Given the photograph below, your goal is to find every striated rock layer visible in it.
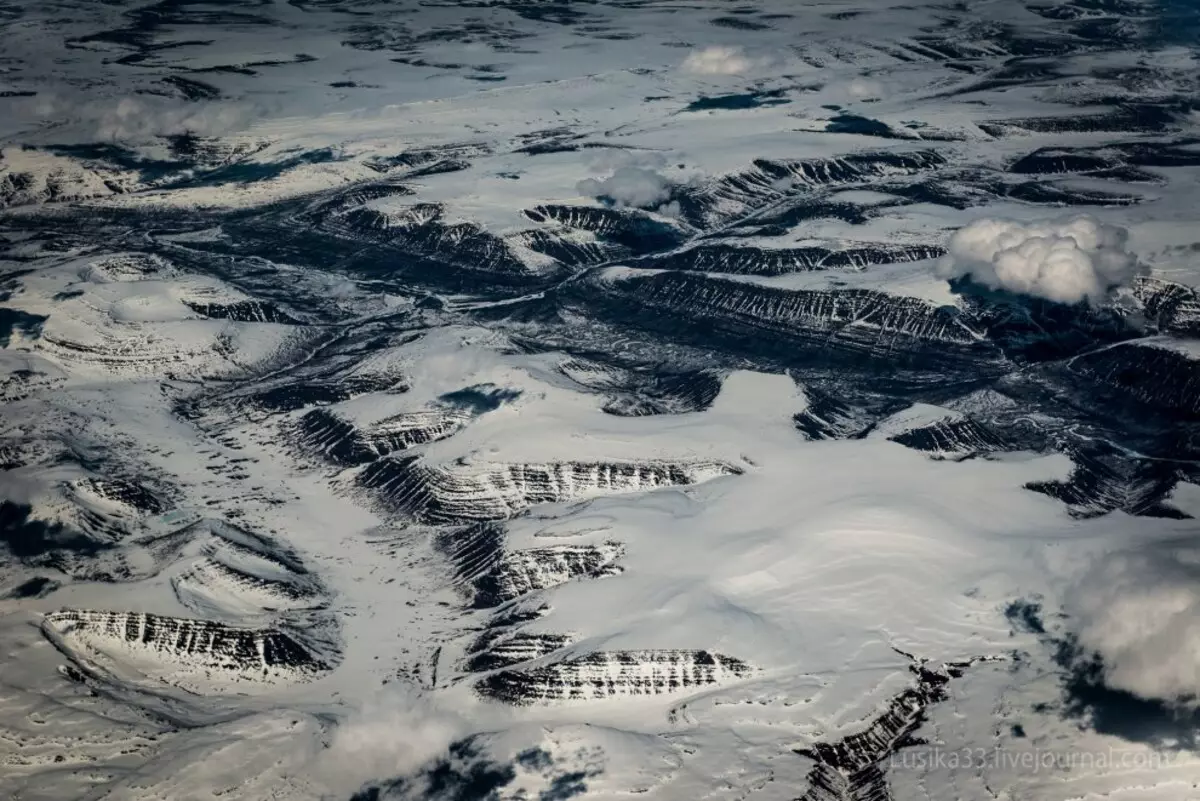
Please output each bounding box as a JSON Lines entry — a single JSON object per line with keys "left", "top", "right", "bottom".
{"left": 359, "top": 457, "right": 741, "bottom": 523}
{"left": 476, "top": 649, "right": 755, "bottom": 704}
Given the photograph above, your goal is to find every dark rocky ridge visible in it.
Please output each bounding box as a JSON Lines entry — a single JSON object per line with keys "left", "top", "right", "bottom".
{"left": 476, "top": 649, "right": 755, "bottom": 704}
{"left": 1135, "top": 277, "right": 1200, "bottom": 337}
{"left": 293, "top": 408, "right": 469, "bottom": 467}
{"left": 794, "top": 653, "right": 991, "bottom": 801}
{"left": 461, "top": 631, "right": 574, "bottom": 672}
{"left": 42, "top": 609, "right": 327, "bottom": 678}
{"left": 557, "top": 357, "right": 723, "bottom": 416}
{"left": 358, "top": 457, "right": 741, "bottom": 524}
{"left": 634, "top": 241, "right": 945, "bottom": 276}
{"left": 183, "top": 299, "right": 304, "bottom": 325}
{"left": 888, "top": 416, "right": 1010, "bottom": 460}
{"left": 437, "top": 523, "right": 625, "bottom": 607}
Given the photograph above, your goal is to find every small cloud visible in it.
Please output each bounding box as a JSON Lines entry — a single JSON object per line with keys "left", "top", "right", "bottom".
{"left": 681, "top": 45, "right": 761, "bottom": 76}
{"left": 1065, "top": 544, "right": 1200, "bottom": 709}
{"left": 582, "top": 148, "right": 667, "bottom": 174}
{"left": 94, "top": 97, "right": 260, "bottom": 142}
{"left": 846, "top": 78, "right": 885, "bottom": 100}
{"left": 656, "top": 199, "right": 683, "bottom": 218}
{"left": 312, "top": 689, "right": 467, "bottom": 797}
{"left": 822, "top": 76, "right": 887, "bottom": 102}
{"left": 577, "top": 165, "right": 673, "bottom": 209}
{"left": 936, "top": 214, "right": 1143, "bottom": 305}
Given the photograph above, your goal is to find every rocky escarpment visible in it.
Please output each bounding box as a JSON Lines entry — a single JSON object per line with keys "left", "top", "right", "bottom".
{"left": 240, "top": 372, "right": 409, "bottom": 415}
{"left": 557, "top": 357, "right": 723, "bottom": 417}
{"left": 42, "top": 610, "right": 327, "bottom": 690}
{"left": 68, "top": 477, "right": 169, "bottom": 516}
{"left": 888, "top": 416, "right": 1010, "bottom": 460}
{"left": 166, "top": 516, "right": 326, "bottom": 616}
{"left": 437, "top": 523, "right": 625, "bottom": 607}
{"left": 475, "top": 649, "right": 755, "bottom": 704}
{"left": 794, "top": 654, "right": 987, "bottom": 801}
{"left": 674, "top": 150, "right": 945, "bottom": 228}
{"left": 1025, "top": 441, "right": 1192, "bottom": 520}
{"left": 294, "top": 408, "right": 470, "bottom": 466}
{"left": 358, "top": 457, "right": 741, "bottom": 523}
{"left": 183, "top": 299, "right": 303, "bottom": 325}
{"left": 171, "top": 554, "right": 322, "bottom": 618}
{"left": 794, "top": 389, "right": 908, "bottom": 442}
{"left": 523, "top": 204, "right": 689, "bottom": 258}
{"left": 461, "top": 631, "right": 574, "bottom": 672}
{"left": 1065, "top": 342, "right": 1200, "bottom": 419}
{"left": 565, "top": 271, "right": 1001, "bottom": 375}
{"left": 637, "top": 241, "right": 945, "bottom": 277}
{"left": 1135, "top": 277, "right": 1200, "bottom": 337}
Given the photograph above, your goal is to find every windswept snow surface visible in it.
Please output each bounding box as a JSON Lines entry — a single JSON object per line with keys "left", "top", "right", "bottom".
{"left": 2, "top": 1, "right": 1200, "bottom": 800}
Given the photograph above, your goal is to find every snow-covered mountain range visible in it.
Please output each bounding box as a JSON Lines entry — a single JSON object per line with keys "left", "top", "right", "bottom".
{"left": 2, "top": 1, "right": 1199, "bottom": 799}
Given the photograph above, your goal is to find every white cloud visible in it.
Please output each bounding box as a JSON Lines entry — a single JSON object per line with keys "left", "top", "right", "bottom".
{"left": 936, "top": 214, "right": 1142, "bottom": 305}
{"left": 582, "top": 148, "right": 667, "bottom": 174}
{"left": 681, "top": 45, "right": 760, "bottom": 76}
{"left": 311, "top": 689, "right": 467, "bottom": 796}
{"left": 577, "top": 165, "right": 673, "bottom": 209}
{"left": 94, "top": 97, "right": 259, "bottom": 142}
{"left": 845, "top": 77, "right": 885, "bottom": 100}
{"left": 1066, "top": 544, "right": 1200, "bottom": 708}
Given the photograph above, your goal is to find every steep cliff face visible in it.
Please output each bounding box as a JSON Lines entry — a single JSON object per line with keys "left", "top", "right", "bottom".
{"left": 438, "top": 523, "right": 625, "bottom": 607}
{"left": 566, "top": 270, "right": 1001, "bottom": 375}
{"left": 294, "top": 408, "right": 470, "bottom": 466}
{"left": 183, "top": 300, "right": 303, "bottom": 325}
{"left": 475, "top": 649, "right": 755, "bottom": 704}
{"left": 1025, "top": 441, "right": 1192, "bottom": 520}
{"left": 794, "top": 657, "right": 983, "bottom": 801}
{"left": 42, "top": 610, "right": 328, "bottom": 691}
{"left": 888, "top": 417, "right": 1009, "bottom": 460}
{"left": 637, "top": 241, "right": 946, "bottom": 277}
{"left": 674, "top": 151, "right": 946, "bottom": 228}
{"left": 242, "top": 373, "right": 409, "bottom": 415}
{"left": 794, "top": 390, "right": 908, "bottom": 442}
{"left": 1135, "top": 277, "right": 1200, "bottom": 337}
{"left": 523, "top": 204, "right": 690, "bottom": 257}
{"left": 557, "top": 357, "right": 723, "bottom": 416}
{"left": 1066, "top": 342, "right": 1200, "bottom": 418}
{"left": 461, "top": 631, "right": 574, "bottom": 672}
{"left": 358, "top": 457, "right": 742, "bottom": 523}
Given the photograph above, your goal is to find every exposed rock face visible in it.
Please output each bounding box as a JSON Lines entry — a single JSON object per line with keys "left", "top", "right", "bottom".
{"left": 1025, "top": 442, "right": 1192, "bottom": 519}
{"left": 438, "top": 523, "right": 625, "bottom": 607}
{"left": 523, "top": 204, "right": 689, "bottom": 256}
{"left": 795, "top": 656, "right": 985, "bottom": 801}
{"left": 639, "top": 242, "right": 945, "bottom": 276}
{"left": 322, "top": 202, "right": 564, "bottom": 280}
{"left": 42, "top": 610, "right": 327, "bottom": 688}
{"left": 461, "top": 631, "right": 574, "bottom": 672}
{"left": 794, "top": 391, "right": 907, "bottom": 442}
{"left": 675, "top": 151, "right": 946, "bottom": 228}
{"left": 184, "top": 300, "right": 303, "bottom": 325}
{"left": 1135, "top": 277, "right": 1200, "bottom": 337}
{"left": 557, "top": 357, "right": 723, "bottom": 416}
{"left": 566, "top": 271, "right": 1001, "bottom": 373}
{"left": 294, "top": 408, "right": 469, "bottom": 466}
{"left": 243, "top": 373, "right": 408, "bottom": 414}
{"left": 172, "top": 556, "right": 322, "bottom": 617}
{"left": 69, "top": 477, "right": 168, "bottom": 515}
{"left": 359, "top": 457, "right": 741, "bottom": 523}
{"left": 888, "top": 417, "right": 1009, "bottom": 460}
{"left": 475, "top": 649, "right": 755, "bottom": 704}
{"left": 1066, "top": 343, "right": 1200, "bottom": 418}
